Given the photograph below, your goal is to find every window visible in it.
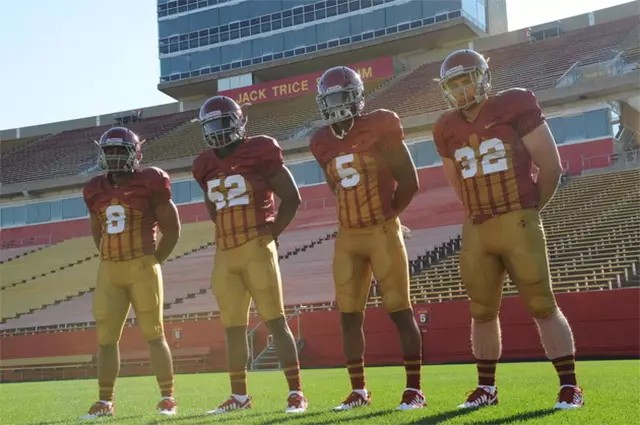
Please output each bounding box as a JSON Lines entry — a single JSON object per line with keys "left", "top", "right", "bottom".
{"left": 62, "top": 198, "right": 87, "bottom": 220}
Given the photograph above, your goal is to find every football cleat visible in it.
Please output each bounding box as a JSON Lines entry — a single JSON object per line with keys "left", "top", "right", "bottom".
{"left": 157, "top": 397, "right": 177, "bottom": 415}
{"left": 396, "top": 389, "right": 427, "bottom": 410}
{"left": 554, "top": 385, "right": 584, "bottom": 409}
{"left": 332, "top": 390, "right": 371, "bottom": 411}
{"left": 458, "top": 386, "right": 499, "bottom": 409}
{"left": 205, "top": 394, "right": 252, "bottom": 415}
{"left": 80, "top": 400, "right": 115, "bottom": 419}
{"left": 285, "top": 392, "right": 308, "bottom": 413}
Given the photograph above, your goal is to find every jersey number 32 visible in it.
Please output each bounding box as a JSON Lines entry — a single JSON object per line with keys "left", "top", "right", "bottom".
{"left": 454, "top": 138, "right": 508, "bottom": 179}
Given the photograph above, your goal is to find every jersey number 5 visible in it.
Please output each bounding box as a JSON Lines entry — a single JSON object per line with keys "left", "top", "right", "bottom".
{"left": 207, "top": 175, "right": 250, "bottom": 210}
{"left": 105, "top": 205, "right": 126, "bottom": 235}
{"left": 454, "top": 138, "right": 508, "bottom": 179}
{"left": 335, "top": 154, "right": 360, "bottom": 188}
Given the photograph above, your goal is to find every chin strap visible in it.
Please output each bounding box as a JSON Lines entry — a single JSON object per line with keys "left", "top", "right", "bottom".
{"left": 330, "top": 118, "right": 355, "bottom": 140}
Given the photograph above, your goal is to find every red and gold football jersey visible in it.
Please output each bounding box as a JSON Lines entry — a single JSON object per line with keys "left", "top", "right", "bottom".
{"left": 83, "top": 167, "right": 172, "bottom": 261}
{"left": 310, "top": 109, "right": 404, "bottom": 229}
{"left": 434, "top": 88, "right": 544, "bottom": 224}
{"left": 192, "top": 136, "right": 283, "bottom": 249}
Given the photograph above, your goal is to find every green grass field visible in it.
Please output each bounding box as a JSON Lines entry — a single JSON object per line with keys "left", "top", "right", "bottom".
{"left": 1, "top": 360, "right": 638, "bottom": 425}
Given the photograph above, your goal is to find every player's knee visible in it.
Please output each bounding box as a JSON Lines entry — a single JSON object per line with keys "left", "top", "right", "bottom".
{"left": 382, "top": 293, "right": 411, "bottom": 314}
{"left": 265, "top": 316, "right": 289, "bottom": 336}
{"left": 97, "top": 328, "right": 122, "bottom": 346}
{"left": 527, "top": 296, "right": 557, "bottom": 319}
{"left": 141, "top": 324, "right": 164, "bottom": 342}
{"left": 147, "top": 336, "right": 167, "bottom": 347}
{"left": 388, "top": 308, "right": 416, "bottom": 328}
{"left": 340, "top": 312, "right": 364, "bottom": 331}
{"left": 470, "top": 302, "right": 499, "bottom": 322}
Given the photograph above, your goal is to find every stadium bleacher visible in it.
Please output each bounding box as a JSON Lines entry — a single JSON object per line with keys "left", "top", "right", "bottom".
{"left": 365, "top": 15, "right": 639, "bottom": 117}
{"left": 0, "top": 111, "right": 194, "bottom": 184}
{"left": 142, "top": 78, "right": 391, "bottom": 163}
{"left": 401, "top": 169, "right": 640, "bottom": 305}
{"left": 0, "top": 6, "right": 638, "bottom": 375}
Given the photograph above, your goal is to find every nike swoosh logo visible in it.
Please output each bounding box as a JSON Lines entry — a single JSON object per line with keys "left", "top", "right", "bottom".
{"left": 231, "top": 165, "right": 239, "bottom": 170}
{"left": 485, "top": 123, "right": 496, "bottom": 129}
{"left": 351, "top": 143, "right": 360, "bottom": 148}
{"left": 124, "top": 191, "right": 133, "bottom": 195}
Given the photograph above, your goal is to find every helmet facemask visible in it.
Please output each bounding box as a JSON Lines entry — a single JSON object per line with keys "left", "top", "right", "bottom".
{"left": 97, "top": 143, "right": 139, "bottom": 172}
{"left": 439, "top": 67, "right": 491, "bottom": 110}
{"left": 316, "top": 84, "right": 364, "bottom": 125}
{"left": 200, "top": 111, "right": 246, "bottom": 149}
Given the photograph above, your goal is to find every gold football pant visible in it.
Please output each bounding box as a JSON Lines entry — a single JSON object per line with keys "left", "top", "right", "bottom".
{"left": 460, "top": 208, "right": 557, "bottom": 321}
{"left": 333, "top": 218, "right": 411, "bottom": 313}
{"left": 94, "top": 255, "right": 164, "bottom": 345}
{"left": 211, "top": 235, "right": 285, "bottom": 328}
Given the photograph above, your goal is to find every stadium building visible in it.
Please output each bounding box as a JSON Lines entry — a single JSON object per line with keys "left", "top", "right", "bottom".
{"left": 0, "top": 0, "right": 638, "bottom": 380}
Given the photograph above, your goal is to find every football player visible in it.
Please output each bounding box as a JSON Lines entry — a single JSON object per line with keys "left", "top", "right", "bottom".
{"left": 192, "top": 96, "right": 308, "bottom": 414}
{"left": 310, "top": 66, "right": 426, "bottom": 411}
{"left": 81, "top": 127, "right": 181, "bottom": 419}
{"left": 433, "top": 49, "right": 583, "bottom": 409}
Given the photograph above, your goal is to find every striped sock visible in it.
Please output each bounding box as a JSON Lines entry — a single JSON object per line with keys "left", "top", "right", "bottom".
{"left": 98, "top": 381, "right": 115, "bottom": 403}
{"left": 477, "top": 359, "right": 498, "bottom": 387}
{"left": 158, "top": 378, "right": 175, "bottom": 398}
{"left": 347, "top": 358, "right": 366, "bottom": 390}
{"left": 552, "top": 355, "right": 577, "bottom": 386}
{"left": 229, "top": 367, "right": 248, "bottom": 395}
{"left": 404, "top": 355, "right": 422, "bottom": 390}
{"left": 283, "top": 362, "right": 302, "bottom": 392}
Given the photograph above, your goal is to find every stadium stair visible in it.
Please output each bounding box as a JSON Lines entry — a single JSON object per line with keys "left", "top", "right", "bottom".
{"left": 249, "top": 309, "right": 305, "bottom": 371}
{"left": 394, "top": 169, "right": 640, "bottom": 306}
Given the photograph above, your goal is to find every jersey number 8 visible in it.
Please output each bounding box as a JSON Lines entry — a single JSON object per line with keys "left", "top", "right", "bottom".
{"left": 454, "top": 138, "right": 508, "bottom": 179}
{"left": 207, "top": 175, "right": 250, "bottom": 210}
{"left": 105, "top": 205, "right": 127, "bottom": 235}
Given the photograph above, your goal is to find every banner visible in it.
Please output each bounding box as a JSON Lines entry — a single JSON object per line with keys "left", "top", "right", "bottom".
{"left": 219, "top": 56, "right": 394, "bottom": 105}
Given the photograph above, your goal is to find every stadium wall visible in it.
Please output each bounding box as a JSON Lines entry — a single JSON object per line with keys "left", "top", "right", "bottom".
{"left": 2, "top": 289, "right": 637, "bottom": 370}
{"left": 0, "top": 138, "right": 615, "bottom": 246}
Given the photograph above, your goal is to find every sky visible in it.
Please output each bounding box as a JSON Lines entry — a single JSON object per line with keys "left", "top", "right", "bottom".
{"left": 0, "top": 0, "right": 633, "bottom": 131}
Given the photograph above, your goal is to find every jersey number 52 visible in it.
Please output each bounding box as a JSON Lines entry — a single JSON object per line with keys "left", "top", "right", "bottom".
{"left": 207, "top": 175, "right": 250, "bottom": 209}
{"left": 454, "top": 138, "right": 508, "bottom": 179}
